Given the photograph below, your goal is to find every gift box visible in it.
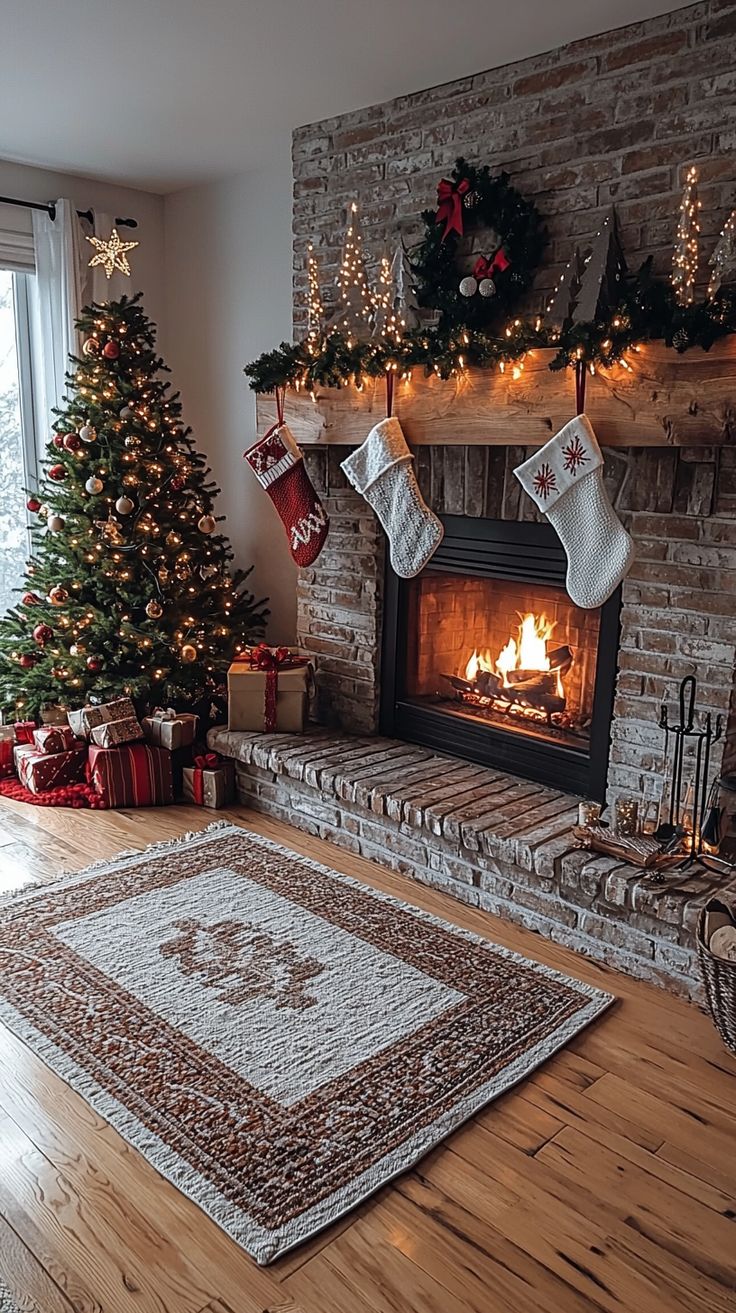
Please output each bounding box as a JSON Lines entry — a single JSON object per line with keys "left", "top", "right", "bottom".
{"left": 90, "top": 716, "right": 143, "bottom": 748}
{"left": 15, "top": 743, "right": 87, "bottom": 794}
{"left": 0, "top": 725, "right": 14, "bottom": 779}
{"left": 68, "top": 697, "right": 137, "bottom": 740}
{"left": 14, "top": 720, "right": 37, "bottom": 745}
{"left": 182, "top": 754, "right": 235, "bottom": 808}
{"left": 228, "top": 646, "right": 313, "bottom": 733}
{"left": 40, "top": 704, "right": 71, "bottom": 726}
{"left": 33, "top": 725, "right": 78, "bottom": 755}
{"left": 141, "top": 708, "right": 198, "bottom": 751}
{"left": 87, "top": 742, "right": 174, "bottom": 808}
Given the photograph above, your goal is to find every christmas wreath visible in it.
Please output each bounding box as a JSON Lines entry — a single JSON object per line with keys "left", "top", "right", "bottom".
{"left": 411, "top": 158, "right": 546, "bottom": 331}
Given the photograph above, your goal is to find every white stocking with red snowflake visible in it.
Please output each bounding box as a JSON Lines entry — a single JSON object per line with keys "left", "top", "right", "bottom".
{"left": 513, "top": 415, "right": 634, "bottom": 608}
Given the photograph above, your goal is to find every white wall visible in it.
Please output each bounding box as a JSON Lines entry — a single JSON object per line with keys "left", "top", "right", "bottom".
{"left": 0, "top": 159, "right": 165, "bottom": 326}
{"left": 163, "top": 148, "right": 296, "bottom": 641}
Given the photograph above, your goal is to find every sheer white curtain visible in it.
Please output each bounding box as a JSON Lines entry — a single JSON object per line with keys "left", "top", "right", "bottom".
{"left": 29, "top": 203, "right": 129, "bottom": 460}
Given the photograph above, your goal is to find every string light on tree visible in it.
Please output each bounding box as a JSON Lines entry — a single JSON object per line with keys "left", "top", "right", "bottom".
{"left": 332, "top": 202, "right": 373, "bottom": 340}
{"left": 708, "top": 208, "right": 736, "bottom": 298}
{"left": 672, "top": 166, "right": 700, "bottom": 306}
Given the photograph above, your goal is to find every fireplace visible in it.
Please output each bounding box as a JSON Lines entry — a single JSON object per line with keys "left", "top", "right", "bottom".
{"left": 381, "top": 516, "right": 621, "bottom": 799}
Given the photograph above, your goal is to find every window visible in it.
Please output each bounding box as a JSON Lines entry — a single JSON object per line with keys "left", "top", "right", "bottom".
{"left": 0, "top": 267, "right": 37, "bottom": 618}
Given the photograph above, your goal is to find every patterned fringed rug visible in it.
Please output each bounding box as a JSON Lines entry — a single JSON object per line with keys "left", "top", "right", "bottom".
{"left": 0, "top": 822, "right": 613, "bottom": 1263}
{"left": 0, "top": 1283, "right": 22, "bottom": 1313}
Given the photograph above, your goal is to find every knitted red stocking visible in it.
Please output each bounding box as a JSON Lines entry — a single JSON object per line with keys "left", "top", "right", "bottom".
{"left": 244, "top": 422, "right": 329, "bottom": 567}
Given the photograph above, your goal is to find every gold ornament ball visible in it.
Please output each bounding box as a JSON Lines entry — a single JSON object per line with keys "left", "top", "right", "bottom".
{"left": 115, "top": 495, "right": 135, "bottom": 515}
{"left": 146, "top": 599, "right": 163, "bottom": 619}
{"left": 180, "top": 643, "right": 198, "bottom": 663}
{"left": 82, "top": 338, "right": 99, "bottom": 357}
{"left": 198, "top": 514, "right": 216, "bottom": 534}
{"left": 48, "top": 586, "right": 69, "bottom": 606}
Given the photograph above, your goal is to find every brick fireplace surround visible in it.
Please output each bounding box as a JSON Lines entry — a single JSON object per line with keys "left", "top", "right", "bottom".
{"left": 212, "top": 1, "right": 736, "bottom": 1001}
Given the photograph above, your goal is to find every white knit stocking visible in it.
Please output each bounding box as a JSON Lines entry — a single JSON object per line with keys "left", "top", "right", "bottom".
{"left": 513, "top": 415, "right": 635, "bottom": 608}
{"left": 341, "top": 417, "right": 443, "bottom": 578}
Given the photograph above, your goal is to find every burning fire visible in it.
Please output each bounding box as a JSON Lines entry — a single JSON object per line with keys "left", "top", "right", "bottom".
{"left": 464, "top": 613, "right": 563, "bottom": 696}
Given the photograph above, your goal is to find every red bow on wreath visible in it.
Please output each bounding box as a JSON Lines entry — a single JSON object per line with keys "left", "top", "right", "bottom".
{"left": 247, "top": 643, "right": 304, "bottom": 732}
{"left": 435, "top": 178, "right": 470, "bottom": 241}
{"left": 473, "top": 248, "right": 511, "bottom": 280}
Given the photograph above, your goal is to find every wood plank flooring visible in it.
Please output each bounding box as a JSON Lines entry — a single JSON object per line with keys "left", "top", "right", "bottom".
{"left": 0, "top": 796, "right": 734, "bottom": 1313}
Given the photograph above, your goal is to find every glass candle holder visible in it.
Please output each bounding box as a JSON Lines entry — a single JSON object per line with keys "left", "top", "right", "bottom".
{"left": 578, "top": 800, "right": 602, "bottom": 828}
{"left": 614, "top": 796, "right": 639, "bottom": 838}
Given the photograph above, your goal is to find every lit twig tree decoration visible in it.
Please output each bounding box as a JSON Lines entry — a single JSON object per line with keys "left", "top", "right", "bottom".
{"left": 672, "top": 166, "right": 700, "bottom": 306}
{"left": 305, "top": 243, "right": 324, "bottom": 351}
{"left": 391, "top": 242, "right": 421, "bottom": 333}
{"left": 708, "top": 209, "right": 736, "bottom": 298}
{"left": 371, "top": 253, "right": 393, "bottom": 339}
{"left": 332, "top": 202, "right": 374, "bottom": 341}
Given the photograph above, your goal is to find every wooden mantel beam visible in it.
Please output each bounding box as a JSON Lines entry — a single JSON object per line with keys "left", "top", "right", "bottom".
{"left": 255, "top": 340, "right": 736, "bottom": 448}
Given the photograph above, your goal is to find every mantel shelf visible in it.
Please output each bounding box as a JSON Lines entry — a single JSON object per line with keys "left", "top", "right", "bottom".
{"left": 255, "top": 340, "right": 736, "bottom": 449}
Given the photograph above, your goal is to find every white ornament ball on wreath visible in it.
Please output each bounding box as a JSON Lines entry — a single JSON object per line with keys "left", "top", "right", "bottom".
{"left": 79, "top": 424, "right": 96, "bottom": 443}
{"left": 115, "top": 496, "right": 135, "bottom": 515}
{"left": 198, "top": 514, "right": 216, "bottom": 534}
{"left": 478, "top": 278, "right": 496, "bottom": 298}
{"left": 459, "top": 276, "right": 478, "bottom": 298}
{"left": 47, "top": 514, "right": 65, "bottom": 533}
{"left": 85, "top": 476, "right": 104, "bottom": 495}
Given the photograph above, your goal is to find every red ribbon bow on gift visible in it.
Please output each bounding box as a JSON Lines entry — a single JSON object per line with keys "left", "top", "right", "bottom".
{"left": 246, "top": 644, "right": 303, "bottom": 732}
{"left": 193, "top": 752, "right": 220, "bottom": 770}
{"left": 473, "top": 248, "right": 511, "bottom": 281}
{"left": 435, "top": 178, "right": 470, "bottom": 241}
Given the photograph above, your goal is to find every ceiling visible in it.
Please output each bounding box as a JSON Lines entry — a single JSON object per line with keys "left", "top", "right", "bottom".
{"left": 0, "top": 0, "right": 687, "bottom": 194}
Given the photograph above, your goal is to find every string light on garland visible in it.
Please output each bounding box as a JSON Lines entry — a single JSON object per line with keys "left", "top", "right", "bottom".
{"left": 672, "top": 166, "right": 700, "bottom": 306}
{"left": 708, "top": 208, "right": 736, "bottom": 298}
{"left": 86, "top": 227, "right": 139, "bottom": 279}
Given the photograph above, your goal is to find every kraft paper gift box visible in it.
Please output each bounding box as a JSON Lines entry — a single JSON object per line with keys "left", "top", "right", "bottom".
{"left": 15, "top": 743, "right": 87, "bottom": 794}
{"left": 90, "top": 716, "right": 144, "bottom": 748}
{"left": 141, "top": 708, "right": 198, "bottom": 751}
{"left": 68, "top": 696, "right": 137, "bottom": 740}
{"left": 182, "top": 756, "right": 235, "bottom": 808}
{"left": 227, "top": 656, "right": 312, "bottom": 733}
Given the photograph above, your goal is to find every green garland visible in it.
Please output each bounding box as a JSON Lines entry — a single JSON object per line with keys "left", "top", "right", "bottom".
{"left": 246, "top": 275, "right": 736, "bottom": 394}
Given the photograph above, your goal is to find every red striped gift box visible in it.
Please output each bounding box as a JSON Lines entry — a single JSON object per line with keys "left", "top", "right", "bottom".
{"left": 87, "top": 743, "right": 174, "bottom": 808}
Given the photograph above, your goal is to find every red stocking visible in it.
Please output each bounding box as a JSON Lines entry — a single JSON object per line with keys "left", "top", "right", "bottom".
{"left": 244, "top": 422, "right": 329, "bottom": 567}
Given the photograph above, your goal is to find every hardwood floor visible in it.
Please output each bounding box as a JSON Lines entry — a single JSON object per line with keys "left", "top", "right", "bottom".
{"left": 0, "top": 796, "right": 734, "bottom": 1313}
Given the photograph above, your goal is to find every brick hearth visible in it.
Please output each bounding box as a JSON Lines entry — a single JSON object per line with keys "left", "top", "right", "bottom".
{"left": 209, "top": 726, "right": 735, "bottom": 1001}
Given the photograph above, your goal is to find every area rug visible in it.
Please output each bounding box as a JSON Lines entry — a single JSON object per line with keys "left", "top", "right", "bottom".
{"left": 0, "top": 822, "right": 613, "bottom": 1263}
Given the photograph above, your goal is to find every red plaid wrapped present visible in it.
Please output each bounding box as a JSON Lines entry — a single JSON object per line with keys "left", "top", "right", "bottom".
{"left": 0, "top": 726, "right": 14, "bottom": 779}
{"left": 33, "top": 725, "right": 78, "bottom": 755}
{"left": 14, "top": 720, "right": 37, "bottom": 744}
{"left": 87, "top": 742, "right": 174, "bottom": 808}
{"left": 15, "top": 743, "right": 87, "bottom": 794}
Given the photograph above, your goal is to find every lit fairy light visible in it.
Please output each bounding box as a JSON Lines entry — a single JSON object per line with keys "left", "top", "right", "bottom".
{"left": 672, "top": 166, "right": 700, "bottom": 306}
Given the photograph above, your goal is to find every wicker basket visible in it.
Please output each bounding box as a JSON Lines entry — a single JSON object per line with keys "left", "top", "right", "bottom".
{"left": 697, "top": 900, "right": 736, "bottom": 1056}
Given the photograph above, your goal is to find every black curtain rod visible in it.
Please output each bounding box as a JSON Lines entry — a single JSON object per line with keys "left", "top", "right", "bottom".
{"left": 0, "top": 195, "right": 137, "bottom": 228}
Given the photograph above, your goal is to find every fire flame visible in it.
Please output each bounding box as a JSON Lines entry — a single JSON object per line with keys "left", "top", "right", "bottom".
{"left": 464, "top": 613, "right": 563, "bottom": 695}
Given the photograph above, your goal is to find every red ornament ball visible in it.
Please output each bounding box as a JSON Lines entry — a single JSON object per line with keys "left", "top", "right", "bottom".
{"left": 33, "top": 623, "right": 53, "bottom": 646}
{"left": 86, "top": 655, "right": 103, "bottom": 673}
{"left": 48, "top": 463, "right": 67, "bottom": 482}
{"left": 102, "top": 340, "right": 120, "bottom": 360}
{"left": 170, "top": 476, "right": 186, "bottom": 492}
{"left": 19, "top": 653, "right": 36, "bottom": 669}
{"left": 52, "top": 433, "right": 65, "bottom": 448}
{"left": 63, "top": 432, "right": 82, "bottom": 452}
{"left": 26, "top": 497, "right": 41, "bottom": 513}
{"left": 22, "top": 592, "right": 41, "bottom": 606}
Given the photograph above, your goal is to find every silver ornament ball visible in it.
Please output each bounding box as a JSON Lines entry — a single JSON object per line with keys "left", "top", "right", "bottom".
{"left": 478, "top": 278, "right": 496, "bottom": 298}
{"left": 115, "top": 496, "right": 135, "bottom": 515}
{"left": 85, "top": 476, "right": 103, "bottom": 495}
{"left": 459, "top": 276, "right": 478, "bottom": 298}
{"left": 79, "top": 424, "right": 96, "bottom": 443}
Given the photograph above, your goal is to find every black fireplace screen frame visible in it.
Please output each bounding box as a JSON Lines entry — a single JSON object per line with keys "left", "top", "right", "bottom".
{"left": 380, "top": 514, "right": 621, "bottom": 801}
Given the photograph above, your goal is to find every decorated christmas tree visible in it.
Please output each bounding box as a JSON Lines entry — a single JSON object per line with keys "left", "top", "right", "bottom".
{"left": 0, "top": 293, "right": 267, "bottom": 719}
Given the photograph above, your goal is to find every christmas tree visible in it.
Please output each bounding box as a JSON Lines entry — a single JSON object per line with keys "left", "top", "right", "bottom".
{"left": 0, "top": 293, "right": 267, "bottom": 719}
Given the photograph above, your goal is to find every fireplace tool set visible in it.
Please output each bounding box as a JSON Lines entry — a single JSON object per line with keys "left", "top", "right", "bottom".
{"left": 656, "top": 675, "right": 723, "bottom": 867}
